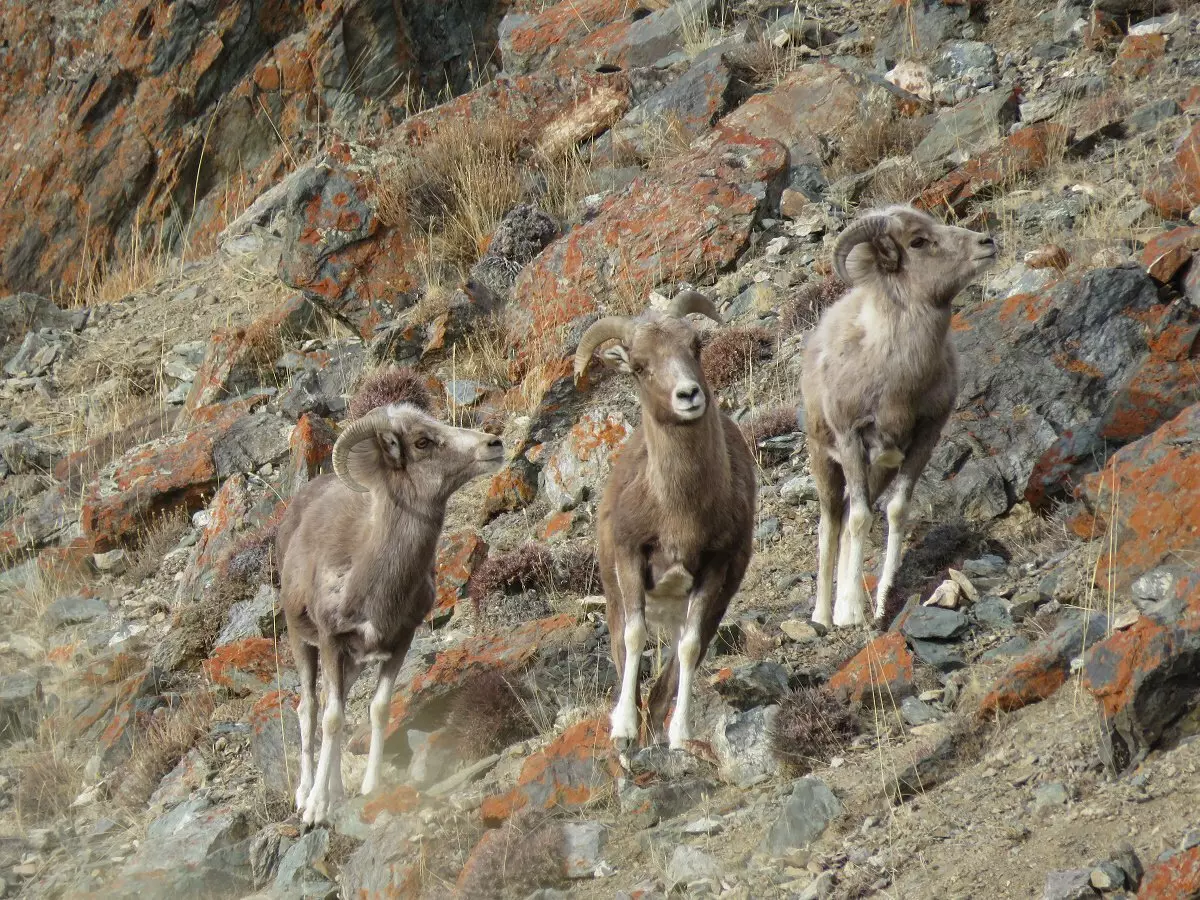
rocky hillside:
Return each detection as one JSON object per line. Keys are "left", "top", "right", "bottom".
{"left": 1, "top": 0, "right": 1199, "bottom": 897}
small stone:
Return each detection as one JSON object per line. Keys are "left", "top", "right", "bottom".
{"left": 563, "top": 821, "right": 608, "bottom": 879}
{"left": 755, "top": 517, "right": 781, "bottom": 542}
{"left": 908, "top": 638, "right": 967, "bottom": 672}
{"left": 682, "top": 817, "right": 723, "bottom": 836}
{"left": 92, "top": 549, "right": 128, "bottom": 575}
{"left": 1034, "top": 782, "right": 1070, "bottom": 810}
{"left": 798, "top": 871, "right": 836, "bottom": 900}
{"left": 1010, "top": 590, "right": 1041, "bottom": 620}
{"left": 974, "top": 596, "right": 1015, "bottom": 629}
{"left": 761, "top": 778, "right": 843, "bottom": 857}
{"left": 1089, "top": 860, "right": 1125, "bottom": 890}
{"left": 780, "top": 619, "right": 819, "bottom": 643}
{"left": 946, "top": 569, "right": 980, "bottom": 603}
{"left": 1042, "top": 867, "right": 1095, "bottom": 900}
{"left": 667, "top": 846, "right": 724, "bottom": 887}
{"left": 42, "top": 595, "right": 109, "bottom": 630}
{"left": 902, "top": 606, "right": 969, "bottom": 641}
{"left": 780, "top": 475, "right": 818, "bottom": 503}
{"left": 924, "top": 580, "right": 963, "bottom": 609}
{"left": 900, "top": 696, "right": 940, "bottom": 727}
{"left": 711, "top": 661, "right": 789, "bottom": 708}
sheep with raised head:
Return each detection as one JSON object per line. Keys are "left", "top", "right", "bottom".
{"left": 276, "top": 403, "right": 504, "bottom": 825}
{"left": 801, "top": 204, "right": 997, "bottom": 629}
{"left": 574, "top": 291, "right": 757, "bottom": 755}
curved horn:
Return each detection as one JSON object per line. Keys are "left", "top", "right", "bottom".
{"left": 666, "top": 289, "right": 722, "bottom": 324}
{"left": 332, "top": 407, "right": 391, "bottom": 493}
{"left": 833, "top": 215, "right": 892, "bottom": 285}
{"left": 573, "top": 316, "right": 633, "bottom": 384}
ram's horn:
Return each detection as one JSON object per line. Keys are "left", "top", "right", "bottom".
{"left": 332, "top": 407, "right": 391, "bottom": 493}
{"left": 573, "top": 316, "right": 633, "bottom": 385}
{"left": 666, "top": 289, "right": 722, "bottom": 324}
{"left": 833, "top": 215, "right": 892, "bottom": 285}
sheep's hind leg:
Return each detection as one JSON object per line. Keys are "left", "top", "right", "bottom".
{"left": 833, "top": 442, "right": 871, "bottom": 628}
{"left": 810, "top": 451, "right": 846, "bottom": 630}
{"left": 362, "top": 637, "right": 412, "bottom": 796}
{"left": 610, "top": 556, "right": 647, "bottom": 757}
{"left": 292, "top": 639, "right": 319, "bottom": 812}
{"left": 874, "top": 473, "right": 913, "bottom": 622}
{"left": 303, "top": 643, "right": 347, "bottom": 826}
{"left": 326, "top": 659, "right": 360, "bottom": 806}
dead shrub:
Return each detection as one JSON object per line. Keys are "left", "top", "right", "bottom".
{"left": 126, "top": 508, "right": 191, "bottom": 583}
{"left": 455, "top": 808, "right": 567, "bottom": 900}
{"left": 863, "top": 157, "right": 943, "bottom": 207}
{"left": 348, "top": 365, "right": 435, "bottom": 421}
{"left": 442, "top": 671, "right": 537, "bottom": 760}
{"left": 211, "top": 524, "right": 278, "bottom": 606}
{"left": 16, "top": 748, "right": 81, "bottom": 825}
{"left": 829, "top": 100, "right": 927, "bottom": 179}
{"left": 741, "top": 404, "right": 800, "bottom": 463}
{"left": 768, "top": 686, "right": 858, "bottom": 777}
{"left": 779, "top": 275, "right": 847, "bottom": 334}
{"left": 556, "top": 545, "right": 600, "bottom": 596}
{"left": 239, "top": 318, "right": 286, "bottom": 376}
{"left": 116, "top": 692, "right": 215, "bottom": 809}
{"left": 468, "top": 544, "right": 555, "bottom": 607}
{"left": 701, "top": 326, "right": 774, "bottom": 389}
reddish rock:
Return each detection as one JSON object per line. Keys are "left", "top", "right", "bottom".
{"left": 915, "top": 124, "right": 1068, "bottom": 217}
{"left": 480, "top": 717, "right": 621, "bottom": 825}
{"left": 482, "top": 456, "right": 541, "bottom": 523}
{"left": 175, "top": 473, "right": 254, "bottom": 603}
{"left": 1113, "top": 33, "right": 1166, "bottom": 78}
{"left": 828, "top": 633, "right": 915, "bottom": 705}
{"left": 539, "top": 510, "right": 575, "bottom": 542}
{"left": 80, "top": 410, "right": 288, "bottom": 552}
{"left": 70, "top": 653, "right": 159, "bottom": 748}
{"left": 283, "top": 412, "right": 335, "bottom": 497}
{"left": 1074, "top": 403, "right": 1200, "bottom": 592}
{"left": 540, "top": 410, "right": 633, "bottom": 511}
{"left": 180, "top": 294, "right": 317, "bottom": 422}
{"left": 1138, "top": 846, "right": 1200, "bottom": 899}
{"left": 500, "top": 0, "right": 634, "bottom": 73}
{"left": 0, "top": 485, "right": 72, "bottom": 566}
{"left": 202, "top": 637, "right": 285, "bottom": 696}
{"left": 1142, "top": 226, "right": 1200, "bottom": 284}
{"left": 346, "top": 614, "right": 579, "bottom": 758}
{"left": 1025, "top": 244, "right": 1071, "bottom": 271}
{"left": 248, "top": 690, "right": 299, "bottom": 799}
{"left": 511, "top": 125, "right": 785, "bottom": 359}
{"left": 1144, "top": 121, "right": 1200, "bottom": 218}
{"left": 978, "top": 613, "right": 1109, "bottom": 717}
{"left": 431, "top": 530, "right": 488, "bottom": 625}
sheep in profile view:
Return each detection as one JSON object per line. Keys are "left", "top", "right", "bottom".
{"left": 276, "top": 403, "right": 504, "bottom": 825}
{"left": 574, "top": 290, "right": 757, "bottom": 755}
{"left": 801, "top": 204, "right": 998, "bottom": 629}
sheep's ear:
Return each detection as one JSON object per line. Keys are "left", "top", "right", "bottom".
{"left": 870, "top": 233, "right": 901, "bottom": 273}
{"left": 600, "top": 344, "right": 633, "bottom": 374}
{"left": 378, "top": 430, "right": 407, "bottom": 469}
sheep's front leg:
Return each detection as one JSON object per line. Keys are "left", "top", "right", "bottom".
{"left": 669, "top": 563, "right": 728, "bottom": 750}
{"left": 292, "top": 639, "right": 319, "bottom": 812}
{"left": 362, "top": 636, "right": 412, "bottom": 796}
{"left": 834, "top": 440, "right": 871, "bottom": 628}
{"left": 810, "top": 451, "right": 846, "bottom": 630}
{"left": 610, "top": 553, "right": 647, "bottom": 755}
{"left": 303, "top": 643, "right": 347, "bottom": 826}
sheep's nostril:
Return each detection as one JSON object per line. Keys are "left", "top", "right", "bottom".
{"left": 486, "top": 438, "right": 502, "bottom": 448}
{"left": 675, "top": 386, "right": 700, "bottom": 403}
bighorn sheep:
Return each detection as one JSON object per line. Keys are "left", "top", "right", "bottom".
{"left": 574, "top": 291, "right": 756, "bottom": 754}
{"left": 276, "top": 403, "right": 504, "bottom": 825}
{"left": 801, "top": 204, "right": 997, "bottom": 629}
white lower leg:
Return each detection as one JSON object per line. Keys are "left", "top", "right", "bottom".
{"left": 361, "top": 673, "right": 397, "bottom": 795}
{"left": 610, "top": 610, "right": 647, "bottom": 745}
{"left": 303, "top": 688, "right": 343, "bottom": 825}
{"left": 668, "top": 622, "right": 702, "bottom": 750}
{"left": 874, "top": 491, "right": 910, "bottom": 620}
{"left": 328, "top": 734, "right": 345, "bottom": 804}
{"left": 295, "top": 692, "right": 316, "bottom": 810}
{"left": 834, "top": 503, "right": 870, "bottom": 627}
{"left": 813, "top": 511, "right": 840, "bottom": 629}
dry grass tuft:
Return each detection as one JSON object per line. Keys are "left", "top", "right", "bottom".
{"left": 211, "top": 524, "right": 278, "bottom": 606}
{"left": 116, "top": 692, "right": 214, "bottom": 809}
{"left": 238, "top": 318, "right": 286, "bottom": 377}
{"left": 701, "top": 326, "right": 774, "bottom": 389}
{"left": 863, "top": 157, "right": 942, "bottom": 207}
{"left": 442, "top": 671, "right": 537, "bottom": 760}
{"left": 468, "top": 544, "right": 555, "bottom": 606}
{"left": 126, "top": 508, "right": 191, "bottom": 583}
{"left": 455, "top": 808, "right": 567, "bottom": 900}
{"left": 15, "top": 746, "right": 82, "bottom": 825}
{"left": 556, "top": 545, "right": 600, "bottom": 596}
{"left": 828, "top": 100, "right": 927, "bottom": 180}
{"left": 349, "top": 366, "right": 435, "bottom": 420}
{"left": 59, "top": 408, "right": 178, "bottom": 497}
{"left": 741, "top": 404, "right": 800, "bottom": 460}
{"left": 780, "top": 275, "right": 847, "bottom": 334}
{"left": 769, "top": 686, "right": 859, "bottom": 777}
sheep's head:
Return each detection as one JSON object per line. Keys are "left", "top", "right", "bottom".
{"left": 331, "top": 403, "right": 504, "bottom": 497}
{"left": 573, "top": 290, "right": 722, "bottom": 425}
{"left": 833, "top": 205, "right": 998, "bottom": 308}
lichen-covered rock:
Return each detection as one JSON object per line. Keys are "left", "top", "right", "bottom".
{"left": 499, "top": 0, "right": 636, "bottom": 74}
{"left": 1144, "top": 121, "right": 1200, "bottom": 218}
{"left": 338, "top": 816, "right": 423, "bottom": 899}
{"left": 978, "top": 612, "right": 1109, "bottom": 716}
{"left": 1136, "top": 845, "right": 1200, "bottom": 899}
{"left": 282, "top": 412, "right": 335, "bottom": 498}
{"left": 346, "top": 614, "right": 580, "bottom": 758}
{"left": 540, "top": 410, "right": 632, "bottom": 511}
{"left": 480, "top": 717, "right": 621, "bottom": 824}
{"left": 1141, "top": 226, "right": 1200, "bottom": 284}
{"left": 431, "top": 530, "right": 488, "bottom": 625}
{"left": 248, "top": 689, "right": 300, "bottom": 800}
{"left": 828, "top": 632, "right": 915, "bottom": 705}
{"left": 202, "top": 638, "right": 288, "bottom": 697}
{"left": 0, "top": 485, "right": 72, "bottom": 566}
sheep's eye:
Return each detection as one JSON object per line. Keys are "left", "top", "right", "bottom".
{"left": 632, "top": 362, "right": 645, "bottom": 375}
{"left": 909, "top": 236, "right": 929, "bottom": 249}
{"left": 414, "top": 436, "right": 431, "bottom": 450}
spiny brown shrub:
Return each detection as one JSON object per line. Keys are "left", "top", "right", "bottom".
{"left": 780, "top": 275, "right": 847, "bottom": 334}
{"left": 348, "top": 366, "right": 434, "bottom": 421}
{"left": 16, "top": 749, "right": 81, "bottom": 825}
{"left": 768, "top": 686, "right": 858, "bottom": 776}
{"left": 455, "top": 808, "right": 567, "bottom": 900}
{"left": 741, "top": 405, "right": 800, "bottom": 462}
{"left": 556, "top": 545, "right": 600, "bottom": 596}
{"left": 701, "top": 326, "right": 774, "bottom": 389}
{"left": 468, "top": 544, "right": 555, "bottom": 606}
{"left": 211, "top": 524, "right": 278, "bottom": 607}
{"left": 442, "top": 671, "right": 537, "bottom": 760}
{"left": 116, "top": 693, "right": 214, "bottom": 809}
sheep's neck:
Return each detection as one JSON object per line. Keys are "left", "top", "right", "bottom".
{"left": 356, "top": 484, "right": 443, "bottom": 620}
{"left": 644, "top": 410, "right": 730, "bottom": 553}
{"left": 859, "top": 289, "right": 951, "bottom": 378}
